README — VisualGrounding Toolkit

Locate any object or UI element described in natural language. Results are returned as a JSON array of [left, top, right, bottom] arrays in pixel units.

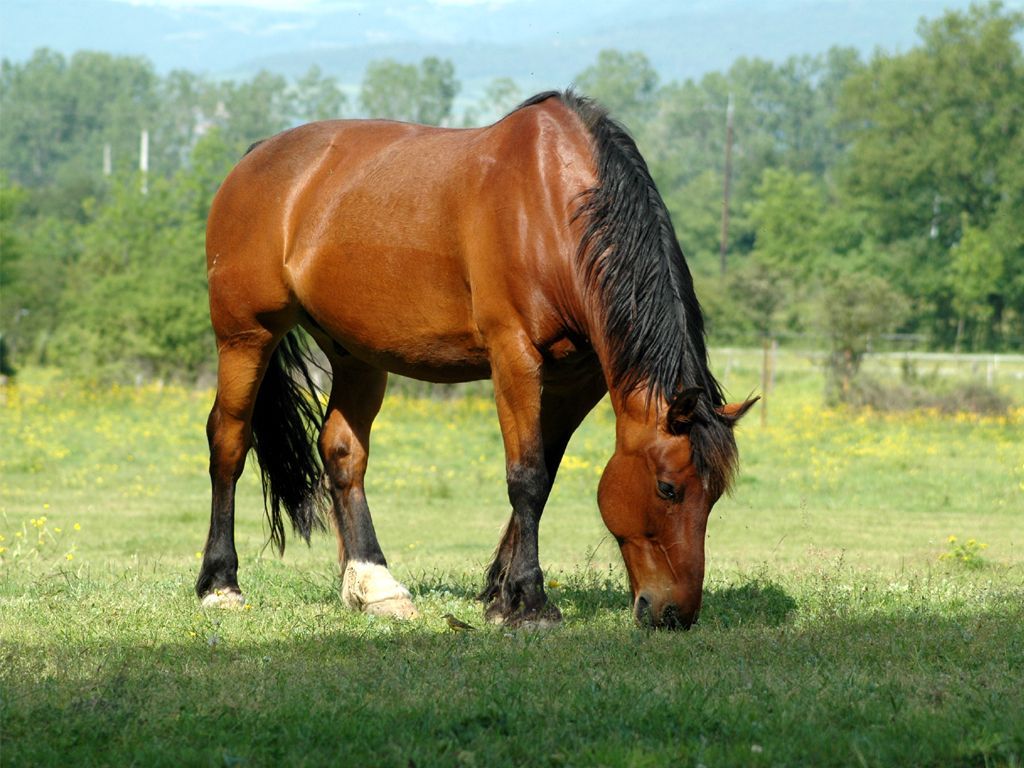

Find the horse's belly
[[291, 248, 491, 382], [325, 333, 492, 384]]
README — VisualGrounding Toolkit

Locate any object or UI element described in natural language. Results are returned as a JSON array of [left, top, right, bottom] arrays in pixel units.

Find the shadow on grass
[[5, 603, 1023, 768], [404, 570, 797, 631], [551, 577, 797, 629], [701, 579, 798, 628]]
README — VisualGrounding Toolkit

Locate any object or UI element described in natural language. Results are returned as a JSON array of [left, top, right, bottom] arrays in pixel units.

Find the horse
[[197, 90, 757, 629]]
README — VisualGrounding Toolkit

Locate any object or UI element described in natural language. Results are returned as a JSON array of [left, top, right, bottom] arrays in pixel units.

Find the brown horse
[[198, 90, 757, 629]]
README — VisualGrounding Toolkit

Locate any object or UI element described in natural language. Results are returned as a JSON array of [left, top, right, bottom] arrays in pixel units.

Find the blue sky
[[4, 0, 1015, 89]]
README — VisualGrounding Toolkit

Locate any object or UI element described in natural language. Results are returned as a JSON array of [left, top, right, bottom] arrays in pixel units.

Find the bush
[[820, 273, 909, 404], [843, 376, 1013, 415]]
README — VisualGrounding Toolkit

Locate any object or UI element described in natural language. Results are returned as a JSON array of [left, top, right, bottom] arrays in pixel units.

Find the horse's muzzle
[[634, 594, 697, 630]]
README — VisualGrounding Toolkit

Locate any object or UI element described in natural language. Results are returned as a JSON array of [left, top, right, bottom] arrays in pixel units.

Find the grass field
[[2, 356, 1023, 767]]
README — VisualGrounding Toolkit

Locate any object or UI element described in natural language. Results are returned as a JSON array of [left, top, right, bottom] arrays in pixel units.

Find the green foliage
[[0, 175, 26, 295], [1, 2, 1021, 382], [952, 219, 1004, 341], [747, 168, 826, 278], [293, 64, 347, 122], [219, 70, 293, 146], [821, 273, 909, 402], [836, 1, 1024, 348], [0, 49, 159, 187], [359, 56, 460, 125], [51, 174, 210, 380], [461, 77, 523, 127], [575, 49, 659, 125], [638, 45, 864, 281]]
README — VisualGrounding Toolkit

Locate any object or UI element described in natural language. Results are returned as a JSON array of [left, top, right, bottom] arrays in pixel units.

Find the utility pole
[[139, 129, 149, 195], [719, 93, 734, 277]]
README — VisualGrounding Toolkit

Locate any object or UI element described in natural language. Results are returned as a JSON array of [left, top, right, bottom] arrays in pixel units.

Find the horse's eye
[[656, 481, 676, 501]]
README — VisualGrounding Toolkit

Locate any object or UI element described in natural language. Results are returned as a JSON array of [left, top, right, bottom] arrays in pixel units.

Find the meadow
[[1, 352, 1023, 767]]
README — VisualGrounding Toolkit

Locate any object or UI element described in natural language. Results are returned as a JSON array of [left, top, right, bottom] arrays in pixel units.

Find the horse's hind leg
[[196, 331, 277, 607], [319, 353, 418, 619]]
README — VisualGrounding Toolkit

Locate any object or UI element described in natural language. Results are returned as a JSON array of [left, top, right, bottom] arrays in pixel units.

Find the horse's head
[[598, 387, 757, 629]]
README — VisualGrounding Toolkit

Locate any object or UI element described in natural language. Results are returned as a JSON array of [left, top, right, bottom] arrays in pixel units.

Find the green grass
[[1, 361, 1023, 767]]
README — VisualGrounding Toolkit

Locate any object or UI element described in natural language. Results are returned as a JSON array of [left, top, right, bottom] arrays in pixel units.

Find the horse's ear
[[716, 397, 760, 425], [666, 387, 703, 435]]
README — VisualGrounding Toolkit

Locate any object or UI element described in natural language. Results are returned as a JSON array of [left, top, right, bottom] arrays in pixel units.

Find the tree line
[[1, 1, 1021, 382]]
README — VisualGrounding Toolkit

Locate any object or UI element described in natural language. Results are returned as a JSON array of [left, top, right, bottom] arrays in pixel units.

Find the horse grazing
[[198, 90, 757, 629]]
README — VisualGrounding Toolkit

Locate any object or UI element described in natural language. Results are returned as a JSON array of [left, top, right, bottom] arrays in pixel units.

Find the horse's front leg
[[481, 352, 607, 626], [480, 332, 563, 627]]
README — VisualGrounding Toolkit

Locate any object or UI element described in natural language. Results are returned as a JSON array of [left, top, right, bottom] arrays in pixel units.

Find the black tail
[[251, 330, 328, 554]]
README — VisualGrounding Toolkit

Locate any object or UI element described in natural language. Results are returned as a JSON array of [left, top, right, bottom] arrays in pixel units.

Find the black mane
[[516, 90, 739, 496]]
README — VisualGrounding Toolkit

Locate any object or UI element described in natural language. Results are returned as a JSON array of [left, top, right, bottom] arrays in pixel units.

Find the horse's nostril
[[635, 595, 653, 626]]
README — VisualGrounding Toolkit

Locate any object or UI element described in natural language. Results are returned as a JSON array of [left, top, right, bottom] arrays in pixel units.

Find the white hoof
[[201, 589, 246, 609], [364, 596, 421, 620], [341, 561, 419, 620]]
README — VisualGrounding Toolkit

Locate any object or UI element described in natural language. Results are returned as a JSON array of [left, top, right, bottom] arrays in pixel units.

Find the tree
[[1, 210, 79, 366], [293, 65, 346, 123], [951, 219, 1005, 350], [219, 70, 293, 146], [0, 49, 71, 186], [482, 77, 522, 117], [575, 50, 659, 127], [0, 49, 159, 187], [821, 273, 908, 402], [416, 57, 459, 126], [53, 172, 209, 379], [154, 68, 221, 176], [359, 57, 460, 126], [359, 60, 419, 122], [836, 2, 1023, 347], [747, 168, 825, 279], [461, 77, 523, 127], [644, 47, 863, 281], [0, 175, 25, 297]]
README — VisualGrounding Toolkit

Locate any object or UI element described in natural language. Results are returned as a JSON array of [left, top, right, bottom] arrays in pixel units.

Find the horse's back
[[206, 98, 598, 379]]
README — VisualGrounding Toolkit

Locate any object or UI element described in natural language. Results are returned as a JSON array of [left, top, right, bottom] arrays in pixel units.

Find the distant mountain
[[1, 0, 1002, 100]]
